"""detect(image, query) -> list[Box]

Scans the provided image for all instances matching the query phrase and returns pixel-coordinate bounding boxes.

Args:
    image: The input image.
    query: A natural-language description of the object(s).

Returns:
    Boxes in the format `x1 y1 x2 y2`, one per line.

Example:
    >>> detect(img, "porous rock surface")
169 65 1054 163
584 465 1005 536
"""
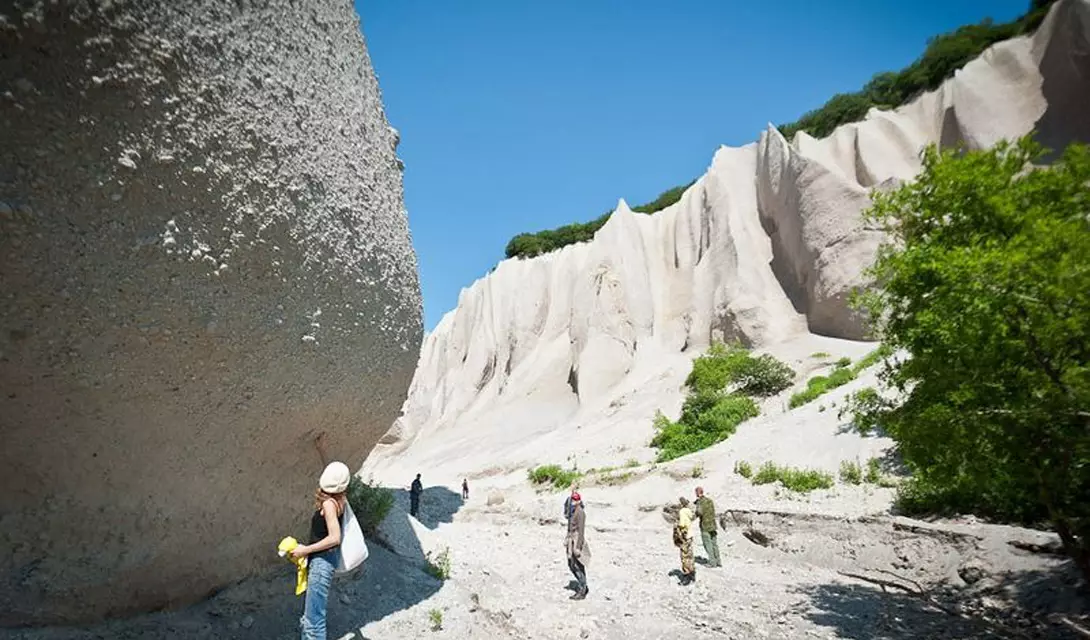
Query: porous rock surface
376 0 1090 457
0 0 421 626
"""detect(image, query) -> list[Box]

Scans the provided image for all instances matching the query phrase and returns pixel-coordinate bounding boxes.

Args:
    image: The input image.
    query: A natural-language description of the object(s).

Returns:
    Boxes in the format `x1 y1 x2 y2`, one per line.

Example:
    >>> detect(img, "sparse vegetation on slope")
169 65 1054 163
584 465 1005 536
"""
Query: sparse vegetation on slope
425 547 452 581
789 345 892 409
751 462 834 493
651 342 793 461
527 464 582 490
346 476 394 536
858 137 1090 582
501 1 1056 261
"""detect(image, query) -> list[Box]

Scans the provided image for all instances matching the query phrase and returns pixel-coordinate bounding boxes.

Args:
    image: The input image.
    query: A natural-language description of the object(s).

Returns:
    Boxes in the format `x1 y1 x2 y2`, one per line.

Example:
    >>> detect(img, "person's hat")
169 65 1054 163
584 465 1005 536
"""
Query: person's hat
571 491 582 502
320 461 351 494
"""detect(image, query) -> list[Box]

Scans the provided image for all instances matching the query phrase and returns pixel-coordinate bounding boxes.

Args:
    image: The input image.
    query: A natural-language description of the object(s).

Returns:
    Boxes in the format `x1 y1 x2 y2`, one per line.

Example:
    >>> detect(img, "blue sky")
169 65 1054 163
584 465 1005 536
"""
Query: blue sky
358 0 1027 330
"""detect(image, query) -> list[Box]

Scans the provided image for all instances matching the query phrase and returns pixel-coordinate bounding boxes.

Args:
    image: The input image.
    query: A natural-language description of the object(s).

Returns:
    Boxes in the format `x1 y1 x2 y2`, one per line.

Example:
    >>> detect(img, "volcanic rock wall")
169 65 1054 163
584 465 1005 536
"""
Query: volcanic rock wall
379 0 1090 454
0 0 421 625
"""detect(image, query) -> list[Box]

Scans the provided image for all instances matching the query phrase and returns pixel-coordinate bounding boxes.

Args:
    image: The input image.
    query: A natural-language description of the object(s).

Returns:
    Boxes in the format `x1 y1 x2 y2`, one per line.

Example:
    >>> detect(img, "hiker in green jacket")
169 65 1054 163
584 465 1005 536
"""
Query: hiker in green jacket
694 486 721 568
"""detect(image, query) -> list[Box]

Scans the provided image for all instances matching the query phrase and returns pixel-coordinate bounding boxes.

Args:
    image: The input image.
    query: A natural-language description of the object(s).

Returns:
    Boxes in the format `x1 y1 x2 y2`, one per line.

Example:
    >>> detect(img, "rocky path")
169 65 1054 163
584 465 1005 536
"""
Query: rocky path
3 484 1085 640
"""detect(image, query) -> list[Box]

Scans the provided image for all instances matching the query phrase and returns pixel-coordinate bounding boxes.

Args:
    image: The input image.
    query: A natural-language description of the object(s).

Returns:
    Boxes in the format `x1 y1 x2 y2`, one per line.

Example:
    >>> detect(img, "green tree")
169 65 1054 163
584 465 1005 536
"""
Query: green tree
860 137 1090 583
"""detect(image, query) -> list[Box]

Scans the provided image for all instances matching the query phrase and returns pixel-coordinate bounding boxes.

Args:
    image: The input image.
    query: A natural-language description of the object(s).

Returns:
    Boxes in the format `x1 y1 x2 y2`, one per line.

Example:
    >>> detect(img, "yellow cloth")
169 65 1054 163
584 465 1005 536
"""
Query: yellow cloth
678 507 696 539
277 536 309 596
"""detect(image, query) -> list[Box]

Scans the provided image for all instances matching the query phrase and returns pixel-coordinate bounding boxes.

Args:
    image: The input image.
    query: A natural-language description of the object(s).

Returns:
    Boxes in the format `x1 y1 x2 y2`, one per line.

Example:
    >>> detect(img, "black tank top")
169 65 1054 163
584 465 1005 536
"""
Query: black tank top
309 510 328 544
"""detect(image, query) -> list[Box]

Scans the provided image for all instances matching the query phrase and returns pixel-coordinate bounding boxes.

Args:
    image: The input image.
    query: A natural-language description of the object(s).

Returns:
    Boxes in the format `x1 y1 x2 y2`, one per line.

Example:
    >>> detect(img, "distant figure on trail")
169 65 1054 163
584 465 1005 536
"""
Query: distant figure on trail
694 486 721 568
293 461 350 639
565 491 590 600
409 473 423 517
462 478 469 500
673 497 696 585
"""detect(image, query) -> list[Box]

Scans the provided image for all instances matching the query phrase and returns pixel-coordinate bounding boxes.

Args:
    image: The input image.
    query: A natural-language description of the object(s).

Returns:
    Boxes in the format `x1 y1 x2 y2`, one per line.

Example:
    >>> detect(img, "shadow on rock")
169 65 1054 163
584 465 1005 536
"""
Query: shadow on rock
0 489 466 640
388 485 464 530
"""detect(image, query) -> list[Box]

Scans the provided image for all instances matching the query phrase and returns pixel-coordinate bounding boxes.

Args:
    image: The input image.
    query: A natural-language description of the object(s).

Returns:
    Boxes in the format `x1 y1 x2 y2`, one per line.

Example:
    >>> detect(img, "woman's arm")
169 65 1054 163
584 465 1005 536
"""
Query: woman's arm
296 500 342 556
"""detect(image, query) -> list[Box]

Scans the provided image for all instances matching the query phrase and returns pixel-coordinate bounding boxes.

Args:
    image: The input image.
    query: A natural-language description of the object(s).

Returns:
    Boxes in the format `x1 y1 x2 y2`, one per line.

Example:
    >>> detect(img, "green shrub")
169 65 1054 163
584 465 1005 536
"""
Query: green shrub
863 458 897 487
346 476 394 536
691 463 705 478
860 137 1090 581
685 342 794 396
838 387 893 435
679 388 725 425
752 462 834 493
789 367 857 408
852 344 894 373
527 464 582 490
651 395 759 462
810 351 830 359
625 458 640 468
840 460 863 485
425 547 452 580
835 357 852 368
751 461 781 485
734 460 753 478
428 608 443 631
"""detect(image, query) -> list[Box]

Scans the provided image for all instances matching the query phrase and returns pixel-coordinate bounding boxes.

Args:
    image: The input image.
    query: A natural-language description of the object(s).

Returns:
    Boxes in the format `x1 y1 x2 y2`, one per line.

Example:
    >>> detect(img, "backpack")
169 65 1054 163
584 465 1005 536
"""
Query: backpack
672 521 686 547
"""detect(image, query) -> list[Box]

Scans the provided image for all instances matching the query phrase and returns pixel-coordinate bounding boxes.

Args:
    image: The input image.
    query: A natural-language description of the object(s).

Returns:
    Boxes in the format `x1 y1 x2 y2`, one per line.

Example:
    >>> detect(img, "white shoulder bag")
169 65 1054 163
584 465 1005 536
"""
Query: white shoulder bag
335 500 369 573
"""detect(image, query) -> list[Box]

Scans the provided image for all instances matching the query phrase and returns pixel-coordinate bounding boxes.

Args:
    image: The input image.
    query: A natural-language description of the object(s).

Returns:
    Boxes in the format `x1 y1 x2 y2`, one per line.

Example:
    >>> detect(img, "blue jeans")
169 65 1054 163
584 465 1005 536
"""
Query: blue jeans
300 550 338 640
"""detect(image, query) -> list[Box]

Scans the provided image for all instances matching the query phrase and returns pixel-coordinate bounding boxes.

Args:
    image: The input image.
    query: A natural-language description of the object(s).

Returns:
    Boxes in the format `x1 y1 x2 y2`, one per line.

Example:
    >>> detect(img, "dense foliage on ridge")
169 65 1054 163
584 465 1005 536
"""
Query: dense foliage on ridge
777 0 1056 139
851 136 1090 583
502 0 1056 261
504 182 694 259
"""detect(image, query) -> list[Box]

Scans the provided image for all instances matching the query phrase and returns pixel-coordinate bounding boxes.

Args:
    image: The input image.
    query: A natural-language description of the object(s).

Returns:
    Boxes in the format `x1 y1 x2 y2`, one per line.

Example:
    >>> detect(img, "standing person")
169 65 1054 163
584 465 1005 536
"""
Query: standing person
694 486 721 568
462 478 469 500
565 491 591 600
564 481 580 521
409 473 423 517
673 497 696 585
292 461 351 640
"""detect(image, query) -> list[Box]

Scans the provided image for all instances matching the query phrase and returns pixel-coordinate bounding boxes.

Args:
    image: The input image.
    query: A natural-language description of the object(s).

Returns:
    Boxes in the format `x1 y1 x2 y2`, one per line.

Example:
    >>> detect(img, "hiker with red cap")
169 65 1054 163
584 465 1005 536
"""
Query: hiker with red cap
565 490 590 600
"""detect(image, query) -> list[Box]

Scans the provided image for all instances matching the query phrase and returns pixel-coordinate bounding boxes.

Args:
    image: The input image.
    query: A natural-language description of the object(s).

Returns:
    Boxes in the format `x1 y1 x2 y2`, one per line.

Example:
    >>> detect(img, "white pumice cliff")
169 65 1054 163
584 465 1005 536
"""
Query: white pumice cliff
0 0 421 625
370 0 1090 476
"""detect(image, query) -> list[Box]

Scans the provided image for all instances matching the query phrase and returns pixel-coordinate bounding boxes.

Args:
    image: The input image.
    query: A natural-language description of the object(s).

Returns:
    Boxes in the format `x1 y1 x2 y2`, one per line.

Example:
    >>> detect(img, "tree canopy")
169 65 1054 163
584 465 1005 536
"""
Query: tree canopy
857 137 1090 583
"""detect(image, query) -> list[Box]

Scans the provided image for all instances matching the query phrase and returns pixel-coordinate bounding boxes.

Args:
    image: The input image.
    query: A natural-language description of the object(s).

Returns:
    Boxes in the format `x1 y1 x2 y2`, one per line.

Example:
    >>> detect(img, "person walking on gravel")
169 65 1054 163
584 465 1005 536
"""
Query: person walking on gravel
694 486 721 568
462 478 469 500
674 497 696 585
565 491 591 600
409 473 423 517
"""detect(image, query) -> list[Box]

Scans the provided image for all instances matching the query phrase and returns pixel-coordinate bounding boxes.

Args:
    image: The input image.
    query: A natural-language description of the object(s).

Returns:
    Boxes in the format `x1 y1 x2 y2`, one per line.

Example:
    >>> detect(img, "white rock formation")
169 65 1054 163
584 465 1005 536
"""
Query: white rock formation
368 0 1090 476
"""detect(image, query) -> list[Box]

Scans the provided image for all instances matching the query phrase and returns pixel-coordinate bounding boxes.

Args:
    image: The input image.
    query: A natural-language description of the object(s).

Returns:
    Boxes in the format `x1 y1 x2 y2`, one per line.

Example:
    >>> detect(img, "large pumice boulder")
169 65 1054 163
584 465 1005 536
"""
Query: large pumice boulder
0 0 422 626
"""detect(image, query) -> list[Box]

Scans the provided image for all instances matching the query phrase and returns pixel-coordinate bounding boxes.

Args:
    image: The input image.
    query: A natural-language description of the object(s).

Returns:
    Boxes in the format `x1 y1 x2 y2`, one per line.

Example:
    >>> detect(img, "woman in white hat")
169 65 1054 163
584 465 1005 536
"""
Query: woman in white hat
292 461 351 639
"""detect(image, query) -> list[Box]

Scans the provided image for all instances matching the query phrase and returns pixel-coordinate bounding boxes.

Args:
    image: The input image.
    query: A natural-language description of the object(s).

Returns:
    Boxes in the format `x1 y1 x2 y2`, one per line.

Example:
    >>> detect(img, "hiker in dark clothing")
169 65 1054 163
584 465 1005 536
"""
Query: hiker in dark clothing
409 473 423 517
694 486 721 568
462 478 469 500
565 491 590 600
